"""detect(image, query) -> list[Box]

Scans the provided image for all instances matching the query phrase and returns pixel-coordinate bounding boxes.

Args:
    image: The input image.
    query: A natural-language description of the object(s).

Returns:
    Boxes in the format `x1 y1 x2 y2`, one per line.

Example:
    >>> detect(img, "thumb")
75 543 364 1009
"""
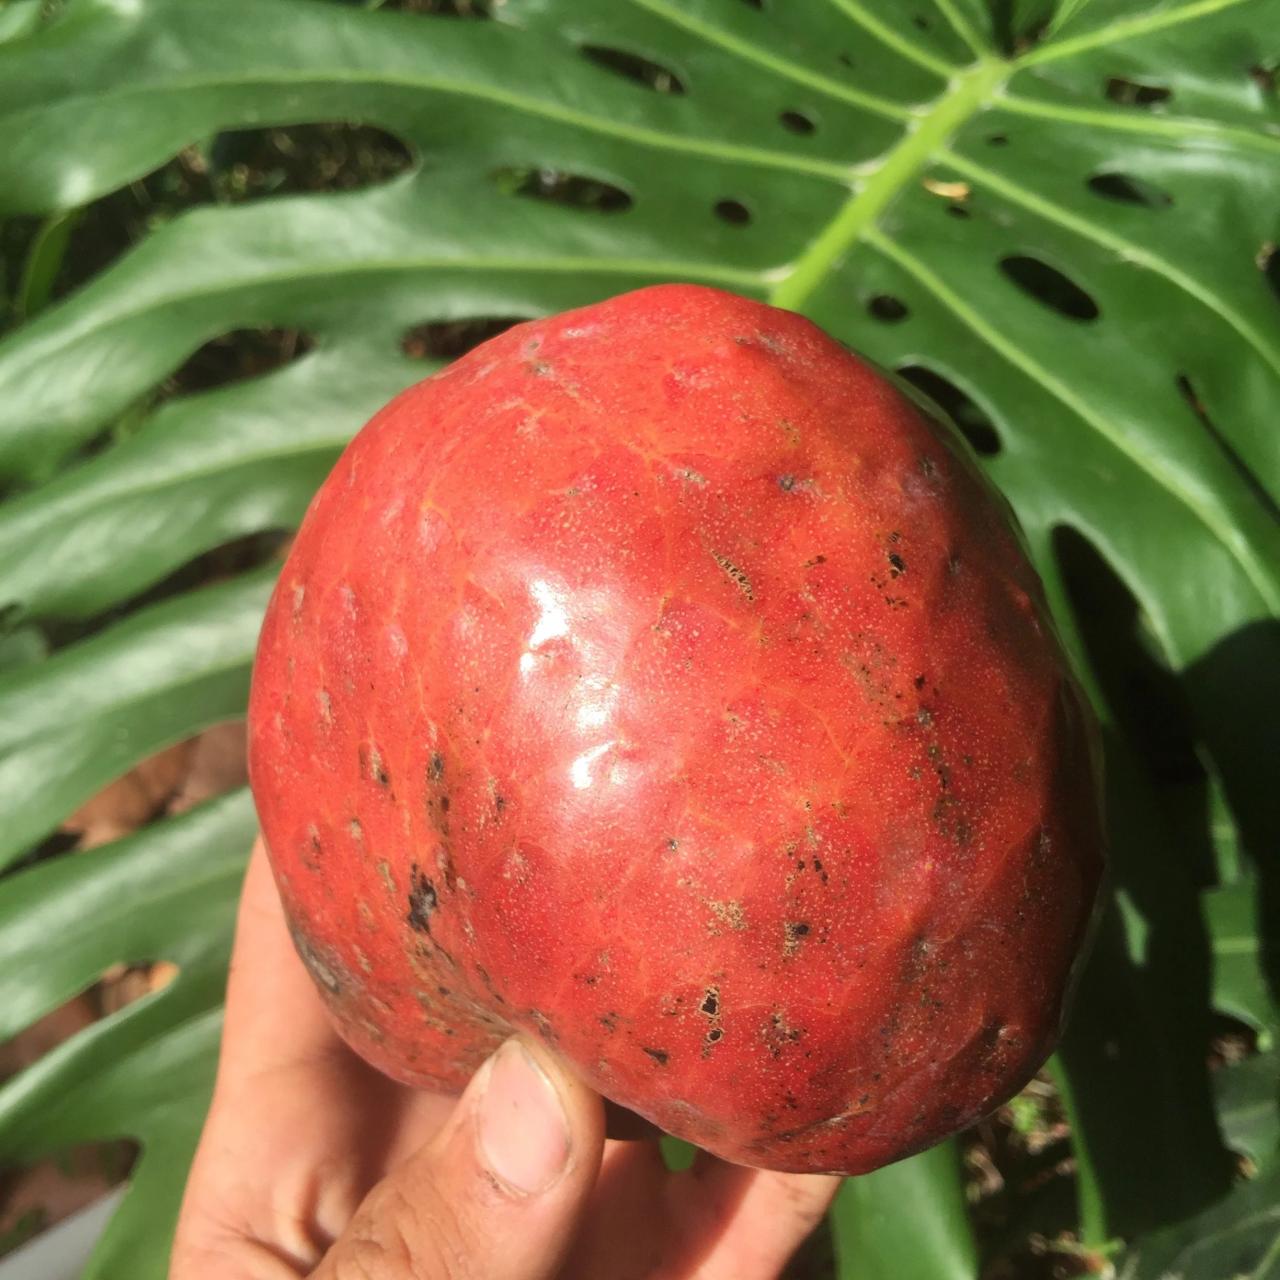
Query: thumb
313 1036 605 1280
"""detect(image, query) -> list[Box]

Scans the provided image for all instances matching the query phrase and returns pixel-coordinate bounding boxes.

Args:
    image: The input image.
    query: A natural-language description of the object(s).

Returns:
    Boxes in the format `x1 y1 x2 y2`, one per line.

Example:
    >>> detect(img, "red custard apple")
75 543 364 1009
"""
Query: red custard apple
247 284 1103 1175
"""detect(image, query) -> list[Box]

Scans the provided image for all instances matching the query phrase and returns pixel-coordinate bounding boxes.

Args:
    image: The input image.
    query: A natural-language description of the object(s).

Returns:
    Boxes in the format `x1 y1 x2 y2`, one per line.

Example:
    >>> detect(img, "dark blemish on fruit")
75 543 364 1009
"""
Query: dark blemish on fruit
474 964 506 1003
428 752 445 782
927 743 951 789
643 1047 670 1065
438 985 451 996
803 554 826 568
979 1021 1007 1056
778 474 796 491
947 552 962 576
361 745 390 787
583 974 599 986
706 1027 724 1045
765 1010 802 1059
494 793 506 814
712 551 755 602
917 707 933 727
439 795 450 812
914 674 927 690
435 844 457 893
303 824 322 868
287 920 342 995
667 837 679 851
700 987 720 1017
406 865 438 933
783 921 811 957
600 1011 619 1032
708 899 747 933
888 552 906 577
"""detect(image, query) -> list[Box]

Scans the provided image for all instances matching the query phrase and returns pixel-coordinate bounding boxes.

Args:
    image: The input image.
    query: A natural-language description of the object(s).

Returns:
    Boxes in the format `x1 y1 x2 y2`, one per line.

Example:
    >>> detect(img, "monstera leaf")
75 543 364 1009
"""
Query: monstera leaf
0 0 1276 1275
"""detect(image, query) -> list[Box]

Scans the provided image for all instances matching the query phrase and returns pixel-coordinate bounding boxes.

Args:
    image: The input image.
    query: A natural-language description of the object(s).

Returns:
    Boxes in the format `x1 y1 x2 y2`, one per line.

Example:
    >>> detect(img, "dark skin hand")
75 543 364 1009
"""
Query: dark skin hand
170 840 840 1279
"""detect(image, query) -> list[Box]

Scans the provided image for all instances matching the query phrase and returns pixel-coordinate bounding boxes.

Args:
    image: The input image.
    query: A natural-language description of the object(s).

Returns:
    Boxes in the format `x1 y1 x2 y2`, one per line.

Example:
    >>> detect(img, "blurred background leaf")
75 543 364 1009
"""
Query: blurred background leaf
0 0 1276 1275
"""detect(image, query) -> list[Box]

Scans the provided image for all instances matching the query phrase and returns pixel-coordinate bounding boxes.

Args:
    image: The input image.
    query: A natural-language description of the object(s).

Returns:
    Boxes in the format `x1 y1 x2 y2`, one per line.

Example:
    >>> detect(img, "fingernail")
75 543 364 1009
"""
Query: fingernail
477 1039 571 1195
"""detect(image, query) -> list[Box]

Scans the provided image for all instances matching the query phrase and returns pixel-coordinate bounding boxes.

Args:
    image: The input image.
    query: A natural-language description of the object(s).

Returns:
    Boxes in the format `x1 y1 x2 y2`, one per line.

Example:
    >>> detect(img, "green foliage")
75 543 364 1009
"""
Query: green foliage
831 1141 979 1280
0 0 1276 1274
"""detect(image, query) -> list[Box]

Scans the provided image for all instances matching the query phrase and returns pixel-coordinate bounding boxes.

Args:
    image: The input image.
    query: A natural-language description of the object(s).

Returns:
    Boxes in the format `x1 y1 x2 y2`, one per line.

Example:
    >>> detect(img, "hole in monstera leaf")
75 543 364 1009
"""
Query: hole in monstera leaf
714 199 752 226
580 45 686 94
1248 63 1276 95
1087 172 1173 208
991 0 1052 55
401 317 529 360
365 0 492 14
0 1140 139 1253
97 960 182 1015
204 124 415 199
999 256 1100 321
1209 1011 1260 1068
493 167 633 214
7 827 81 874
867 295 909 323
1176 375 1280 524
896 365 1000 457
1104 77 1173 107
779 109 817 135
5 126 414 313
1051 524 1203 786
163 328 317 398
1260 242 1280 302
53 530 295 654
59 328 317 474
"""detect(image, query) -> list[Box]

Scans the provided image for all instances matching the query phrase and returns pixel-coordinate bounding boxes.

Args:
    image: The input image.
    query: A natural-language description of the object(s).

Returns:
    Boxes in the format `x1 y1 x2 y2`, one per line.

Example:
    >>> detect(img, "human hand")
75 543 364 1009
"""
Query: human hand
170 840 840 1279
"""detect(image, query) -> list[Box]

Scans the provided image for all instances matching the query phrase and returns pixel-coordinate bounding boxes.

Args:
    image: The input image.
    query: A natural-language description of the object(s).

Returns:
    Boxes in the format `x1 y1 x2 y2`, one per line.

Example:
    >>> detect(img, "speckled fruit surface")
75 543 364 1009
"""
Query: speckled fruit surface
248 284 1104 1175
